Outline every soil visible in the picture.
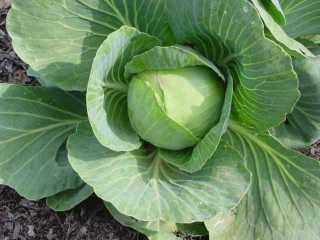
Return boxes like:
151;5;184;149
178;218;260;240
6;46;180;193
0;4;319;240
0;188;143;240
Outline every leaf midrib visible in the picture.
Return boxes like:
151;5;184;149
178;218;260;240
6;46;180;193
0;120;84;145
229;121;320;202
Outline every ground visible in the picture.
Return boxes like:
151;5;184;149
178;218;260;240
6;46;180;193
0;4;319;240
0;187;142;240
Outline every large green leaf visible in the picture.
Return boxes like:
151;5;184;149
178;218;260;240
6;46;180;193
0;84;86;200
47;184;93;211
7;0;173;91
105;203;208;240
252;0;313;57
68;122;251;223
206;121;320;240
167;0;299;132
126;45;230;173
87;26;160;152
281;0;320;39
272;49;320;148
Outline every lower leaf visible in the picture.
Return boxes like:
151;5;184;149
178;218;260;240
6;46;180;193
68;122;251;223
0;84;86;200
272;49;320;148
206;121;320;240
47;184;93;212
105;203;208;240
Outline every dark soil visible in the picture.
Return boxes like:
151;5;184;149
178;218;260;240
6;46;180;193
302;141;320;160
0;4;319;240
0;187;142;240
0;6;35;85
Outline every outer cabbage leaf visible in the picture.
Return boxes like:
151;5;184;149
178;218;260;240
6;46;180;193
87;26;161;152
205;121;320;240
126;45;230;173
261;0;286;24
0;84;86;200
272;48;320;148
68;122;251;223
280;0;320;39
105;203;208;240
167;0;299;132
252;0;313;57
7;0;173;91
47;184;93;211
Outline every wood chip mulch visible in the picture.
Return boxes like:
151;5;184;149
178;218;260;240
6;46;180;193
0;6;36;85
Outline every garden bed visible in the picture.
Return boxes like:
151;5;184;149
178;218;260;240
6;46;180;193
1;3;320;240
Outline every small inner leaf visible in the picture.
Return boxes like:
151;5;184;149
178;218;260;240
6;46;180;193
87;26;161;152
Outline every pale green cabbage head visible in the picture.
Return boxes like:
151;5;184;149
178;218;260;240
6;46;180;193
128;66;224;150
